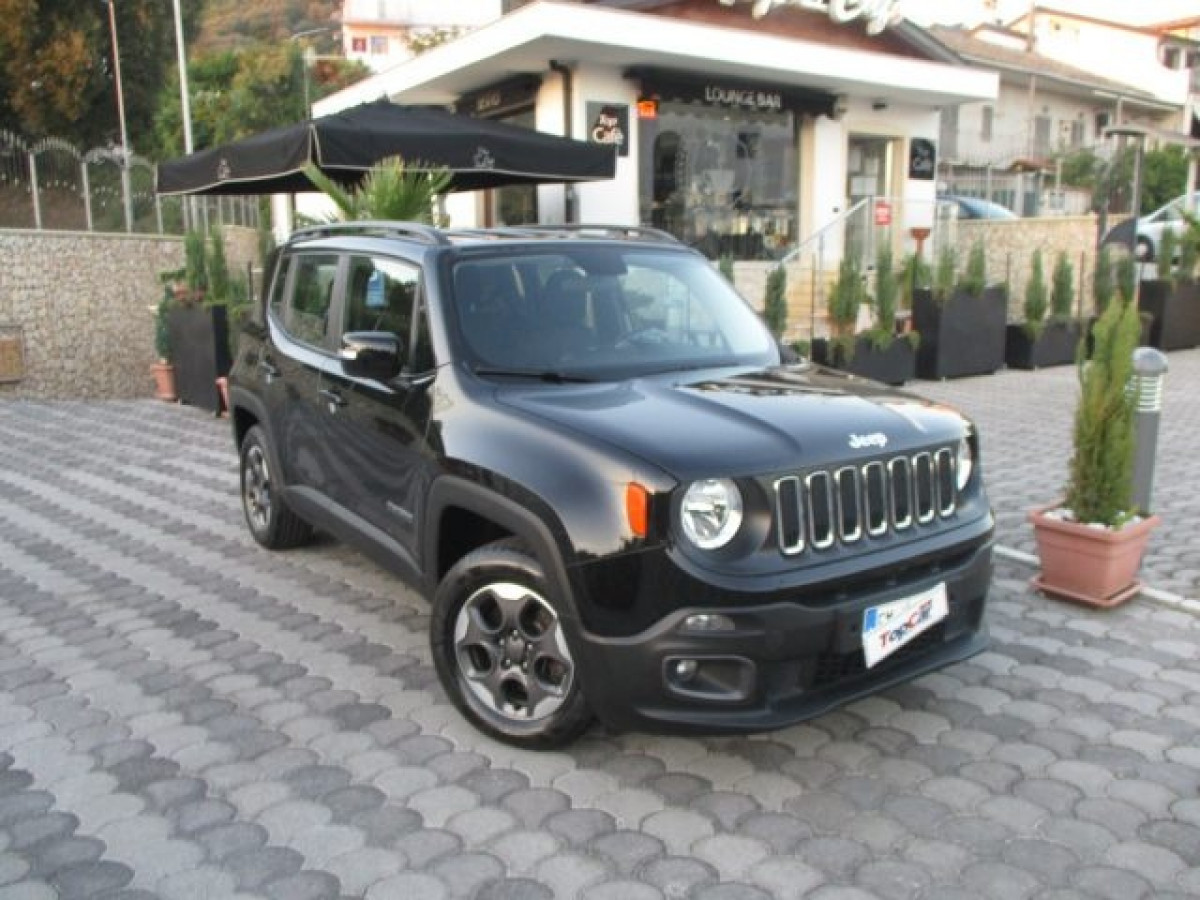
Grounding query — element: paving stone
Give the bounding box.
[322,847,404,896]
[262,870,341,900]
[544,808,616,848]
[580,881,666,900]
[473,877,554,900]
[1069,864,1154,900]
[391,828,461,869]
[638,855,719,898]
[1104,840,1186,887]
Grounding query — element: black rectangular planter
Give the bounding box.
[167,304,231,413]
[912,286,1008,380]
[1004,320,1082,370]
[1139,279,1200,351]
[811,335,916,385]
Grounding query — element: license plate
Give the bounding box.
[862,583,948,669]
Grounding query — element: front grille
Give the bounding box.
[774,447,957,556]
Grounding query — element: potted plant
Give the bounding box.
[811,252,863,366]
[1028,296,1159,607]
[1138,217,1200,350]
[1006,251,1081,369]
[913,239,1007,379]
[762,264,788,339]
[150,287,177,401]
[167,227,232,414]
[812,246,917,384]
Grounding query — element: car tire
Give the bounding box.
[239,425,313,550]
[1136,237,1154,262]
[432,538,592,748]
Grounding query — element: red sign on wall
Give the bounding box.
[874,200,892,226]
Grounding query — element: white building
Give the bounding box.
[316,0,998,261]
[341,0,504,71]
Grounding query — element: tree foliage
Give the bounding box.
[0,0,197,150]
[1050,252,1074,320]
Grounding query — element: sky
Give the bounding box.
[903,0,1200,27]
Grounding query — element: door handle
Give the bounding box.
[319,388,347,409]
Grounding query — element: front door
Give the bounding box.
[319,252,437,572]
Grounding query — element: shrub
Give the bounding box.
[1116,254,1137,304]
[207,226,231,305]
[154,289,172,362]
[184,229,208,299]
[1023,250,1048,340]
[958,241,987,298]
[1157,228,1177,282]
[1179,213,1200,280]
[933,243,956,304]
[1065,297,1141,526]
[1050,252,1074,320]
[1093,245,1114,315]
[870,245,898,349]
[901,251,931,308]
[828,253,865,340]
[763,265,788,338]
[718,254,735,284]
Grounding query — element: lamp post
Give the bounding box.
[103,0,133,232]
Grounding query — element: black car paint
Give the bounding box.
[230,231,993,733]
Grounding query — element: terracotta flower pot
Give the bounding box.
[151,361,177,402]
[1028,504,1159,608]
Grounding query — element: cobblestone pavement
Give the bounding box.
[0,363,1198,900]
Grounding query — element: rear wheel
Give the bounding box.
[432,539,591,748]
[239,425,312,550]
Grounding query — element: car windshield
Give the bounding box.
[448,246,779,379]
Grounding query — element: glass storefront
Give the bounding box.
[639,102,798,260]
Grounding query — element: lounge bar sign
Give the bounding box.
[718,0,902,34]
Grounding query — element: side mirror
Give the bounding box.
[340,331,403,381]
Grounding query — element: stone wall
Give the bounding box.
[0,227,260,400]
[954,216,1105,321]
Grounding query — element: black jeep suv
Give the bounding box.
[229,222,993,748]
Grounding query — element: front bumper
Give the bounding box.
[570,538,992,733]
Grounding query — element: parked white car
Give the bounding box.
[1103,191,1200,262]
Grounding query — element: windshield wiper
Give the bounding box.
[471,366,595,384]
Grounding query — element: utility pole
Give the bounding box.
[104,0,133,232]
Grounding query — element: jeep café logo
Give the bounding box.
[718,0,902,35]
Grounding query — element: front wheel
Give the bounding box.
[431,539,592,748]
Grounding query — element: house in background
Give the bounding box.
[926,22,1180,216]
[341,0,503,71]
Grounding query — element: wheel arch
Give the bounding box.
[424,476,580,624]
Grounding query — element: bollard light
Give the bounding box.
[1131,347,1168,514]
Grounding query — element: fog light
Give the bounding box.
[673,659,699,682]
[682,613,736,633]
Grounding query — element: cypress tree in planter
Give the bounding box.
[167,227,232,414]
[1139,221,1200,350]
[812,246,917,384]
[1028,297,1159,607]
[1006,250,1081,369]
[913,239,1007,379]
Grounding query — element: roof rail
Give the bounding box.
[516,224,681,243]
[289,220,450,246]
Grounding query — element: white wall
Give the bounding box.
[570,68,640,227]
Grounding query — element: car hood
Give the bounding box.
[496,363,972,481]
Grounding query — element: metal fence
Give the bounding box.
[0,130,259,235]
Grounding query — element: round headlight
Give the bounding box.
[956,438,974,491]
[680,479,743,550]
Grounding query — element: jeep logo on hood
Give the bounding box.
[849,432,888,450]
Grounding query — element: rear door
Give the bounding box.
[263,251,345,497]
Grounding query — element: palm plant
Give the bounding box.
[304,157,452,223]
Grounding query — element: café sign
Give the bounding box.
[718,0,902,35]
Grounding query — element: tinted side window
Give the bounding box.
[344,255,418,338]
[286,254,339,349]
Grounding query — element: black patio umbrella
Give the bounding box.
[156,100,616,196]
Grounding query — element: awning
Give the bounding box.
[156,100,616,196]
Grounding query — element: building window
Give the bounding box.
[940,106,958,160]
[1070,118,1084,148]
[981,106,993,142]
[351,37,367,53]
[639,101,797,260]
[369,35,388,54]
[1033,115,1052,157]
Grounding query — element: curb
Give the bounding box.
[996,544,1200,616]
